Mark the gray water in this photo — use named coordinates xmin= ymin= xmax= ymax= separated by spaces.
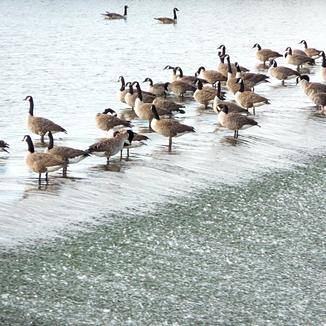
xmin=0 ymin=0 xmax=326 ymax=324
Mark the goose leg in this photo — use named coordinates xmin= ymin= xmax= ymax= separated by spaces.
xmin=38 ymin=173 xmax=41 ymax=185
xmin=168 ymin=137 xmax=172 ymax=152
xmin=45 ymin=172 xmax=49 ymax=184
xmin=282 ymin=80 xmax=285 ymax=86
xmin=120 ymin=150 xmax=123 ymax=161
xmin=253 ymin=107 xmax=256 ymax=115
xmin=233 ymin=130 xmax=237 ymax=139
xmin=40 ymin=134 xmax=45 ymax=144
xmin=106 ymin=157 xmax=110 ymax=165
xmin=126 ymin=148 xmax=130 ymax=161
xmin=63 ymin=158 xmax=68 ymax=177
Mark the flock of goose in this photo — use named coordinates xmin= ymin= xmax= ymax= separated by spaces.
xmin=1 ymin=6 xmax=326 ymax=186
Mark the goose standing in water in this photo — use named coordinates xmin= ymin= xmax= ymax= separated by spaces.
xmin=299 ymin=40 xmax=322 ymax=58
xmin=102 ymin=5 xmax=128 ymax=20
xmin=143 ymin=77 xmax=166 ymax=96
xmin=0 ymin=140 xmax=9 ymax=153
xmin=150 ymin=105 xmax=195 ymax=152
xmin=24 ymin=95 xmax=67 ymax=144
xmin=193 ymin=79 xmax=217 ymax=109
xmin=120 ymin=132 xmax=149 ymax=160
xmin=23 ymin=135 xmax=64 ymax=185
xmin=154 ymin=8 xmax=179 ymax=24
xmin=296 ymin=75 xmax=326 ymax=98
xmin=268 ymin=59 xmax=300 ymax=85
xmin=253 ymin=43 xmax=282 ymax=65
xmin=96 ymin=108 xmax=131 ymax=132
xmin=46 ymin=131 xmax=89 ymax=177
xmin=284 ymin=47 xmax=315 ymax=71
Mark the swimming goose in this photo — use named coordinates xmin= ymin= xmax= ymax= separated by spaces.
xmin=285 ymin=47 xmax=315 ymax=71
xmin=296 ymin=75 xmax=326 ymax=97
xmin=253 ymin=43 xmax=282 ymax=65
xmin=102 ymin=5 xmax=128 ymax=20
xmin=154 ymin=8 xmax=179 ymax=24
xmin=24 ymin=95 xmax=67 ymax=144
xmin=299 ymin=40 xmax=322 ymax=58
xmin=225 ymin=56 xmax=250 ymax=94
xmin=213 ymin=82 xmax=248 ymax=114
xmin=235 ymin=62 xmax=269 ymax=90
xmin=268 ymin=59 xmax=300 ymax=85
xmin=193 ymin=79 xmax=216 ymax=108
xmin=217 ymin=104 xmax=260 ymax=139
xmin=117 ymin=76 xmax=128 ymax=103
xmin=164 ymin=80 xmax=196 ymax=97
xmin=235 ymin=79 xmax=270 ymax=115
xmin=46 ymin=131 xmax=89 ymax=177
xmin=23 ymin=135 xmax=64 ymax=185
xmin=96 ymin=108 xmax=131 ymax=131
xmin=196 ymin=66 xmax=227 ymax=85
xmin=143 ymin=77 xmax=166 ymax=96
xmin=0 ymin=140 xmax=9 ymax=153
xmin=150 ymin=105 xmax=195 ymax=152
xmin=88 ymin=129 xmax=134 ymax=164
xmin=321 ymin=51 xmax=326 ymax=82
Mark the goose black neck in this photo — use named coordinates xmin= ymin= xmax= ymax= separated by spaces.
xmin=147 ymin=78 xmax=153 ymax=87
xmin=226 ymin=56 xmax=232 ymax=74
xmin=256 ymin=44 xmax=261 ymax=50
xmin=216 ymin=82 xmax=221 ymax=97
xmin=119 ymin=76 xmax=125 ymax=91
xmin=136 ymin=83 xmax=143 ymax=101
xmin=124 ymin=6 xmax=128 ymax=16
xmin=25 ymin=136 xmax=35 ymax=153
xmin=219 ymin=45 xmax=226 ymax=56
xmin=218 ymin=54 xmax=225 ymax=64
xmin=303 ymin=41 xmax=307 ymax=49
xmin=235 ymin=64 xmax=241 ymax=73
xmin=177 ymin=67 xmax=184 ymax=77
xmin=239 ymin=80 xmax=244 ymax=92
xmin=173 ymin=9 xmax=177 ymax=20
xmin=28 ymin=97 xmax=34 ymax=116
xmin=127 ymin=130 xmax=134 ymax=143
xmin=152 ymin=106 xmax=160 ymax=120
xmin=288 ymin=48 xmax=292 ymax=55
xmin=128 ymin=83 xmax=133 ymax=95
xmin=322 ymin=53 xmax=326 ymax=68
xmin=48 ymin=131 xmax=54 ymax=150
xmin=197 ymin=80 xmax=203 ymax=90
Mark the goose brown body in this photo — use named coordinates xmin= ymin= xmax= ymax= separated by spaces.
xmin=299 ymin=40 xmax=322 ymax=58
xmin=154 ymin=8 xmax=179 ymax=24
xmin=193 ymin=80 xmax=216 ymax=108
xmin=268 ymin=59 xmax=300 ymax=85
xmin=165 ymin=80 xmax=196 ymax=97
xmin=253 ymin=43 xmax=282 ymax=64
xmin=196 ymin=66 xmax=226 ymax=84
xmin=102 ymin=5 xmax=128 ymax=20
xmin=143 ymin=77 xmax=166 ymax=96
xmin=285 ymin=47 xmax=315 ymax=70
xmin=96 ymin=108 xmax=131 ymax=131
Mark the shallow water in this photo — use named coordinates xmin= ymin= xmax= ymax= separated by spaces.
xmin=0 ymin=0 xmax=326 ymax=324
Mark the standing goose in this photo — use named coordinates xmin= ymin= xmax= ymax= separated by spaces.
xmin=88 ymin=130 xmax=134 ymax=165
xmin=152 ymin=97 xmax=185 ymax=114
xmin=299 ymin=40 xmax=322 ymax=58
xmin=268 ymin=59 xmax=300 ymax=85
xmin=121 ymin=132 xmax=149 ymax=160
xmin=296 ymin=75 xmax=326 ymax=97
xmin=253 ymin=43 xmax=282 ymax=65
xmin=164 ymin=65 xmax=178 ymax=82
xmin=117 ymin=76 xmax=128 ymax=103
xmin=150 ymin=105 xmax=195 ymax=152
xmin=102 ymin=5 xmax=128 ymax=20
xmin=23 ymin=135 xmax=64 ymax=185
xmin=154 ymin=8 xmax=179 ymax=24
xmin=46 ymin=131 xmax=89 ymax=177
xmin=0 ymin=140 xmax=9 ymax=153
xmin=321 ymin=51 xmax=326 ymax=82
xmin=225 ymin=56 xmax=250 ymax=94
xmin=193 ymin=79 xmax=217 ymax=109
xmin=24 ymin=95 xmax=67 ymax=144
xmin=235 ymin=79 xmax=270 ymax=115
xmin=175 ymin=67 xmax=207 ymax=85
xmin=213 ymin=82 xmax=248 ymax=114
xmin=164 ymin=80 xmax=196 ymax=97
xmin=217 ymin=104 xmax=260 ymax=139
xmin=196 ymin=66 xmax=226 ymax=85
xmin=285 ymin=47 xmax=315 ymax=71
xmin=124 ymin=82 xmax=155 ymax=108
xmin=96 ymin=108 xmax=131 ymax=132
xmin=143 ymin=77 xmax=166 ymax=96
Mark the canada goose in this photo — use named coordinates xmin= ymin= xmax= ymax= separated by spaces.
xmin=296 ymin=75 xmax=326 ymax=97
xmin=299 ymin=40 xmax=322 ymax=58
xmin=193 ymin=79 xmax=216 ymax=108
xmin=285 ymin=47 xmax=315 ymax=71
xmin=117 ymin=76 xmax=128 ymax=103
xmin=234 ymin=62 xmax=269 ymax=90
xmin=88 ymin=129 xmax=134 ymax=164
xmin=253 ymin=43 xmax=282 ymax=65
xmin=321 ymin=51 xmax=326 ymax=82
xmin=102 ymin=5 xmax=128 ymax=20
xmin=217 ymin=45 xmax=249 ymax=75
xmin=235 ymin=79 xmax=270 ymax=115
xmin=150 ymin=105 xmax=195 ymax=152
xmin=46 ymin=131 xmax=89 ymax=177
xmin=124 ymin=82 xmax=155 ymax=108
xmin=152 ymin=97 xmax=185 ymax=114
xmin=24 ymin=95 xmax=67 ymax=144
xmin=96 ymin=108 xmax=131 ymax=131
xmin=154 ymin=8 xmax=179 ymax=24
xmin=164 ymin=65 xmax=178 ymax=82
xmin=164 ymin=80 xmax=196 ymax=97
xmin=213 ymin=82 xmax=248 ymax=114
xmin=217 ymin=104 xmax=260 ymax=139
xmin=310 ymin=92 xmax=326 ymax=114
xmin=143 ymin=77 xmax=166 ymax=96
xmin=196 ymin=66 xmax=226 ymax=85
xmin=225 ymin=56 xmax=250 ymax=94
xmin=0 ymin=140 xmax=9 ymax=153
xmin=121 ymin=132 xmax=149 ymax=160
xmin=23 ymin=135 xmax=64 ymax=185
xmin=175 ymin=67 xmax=207 ymax=85
xmin=268 ymin=59 xmax=300 ymax=85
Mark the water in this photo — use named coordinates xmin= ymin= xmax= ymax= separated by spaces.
xmin=0 ymin=0 xmax=325 ymax=324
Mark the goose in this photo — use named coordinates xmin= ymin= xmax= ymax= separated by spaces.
xmin=23 ymin=135 xmax=65 ymax=185
xmin=285 ymin=47 xmax=315 ymax=71
xmin=88 ymin=129 xmax=134 ymax=164
xmin=164 ymin=65 xmax=178 ymax=82
xmin=217 ymin=45 xmax=249 ymax=75
xmin=213 ymin=82 xmax=248 ymax=114
xmin=253 ymin=43 xmax=282 ymax=65
xmin=299 ymin=40 xmax=322 ymax=58
xmin=225 ymin=56 xmax=250 ymax=94
xmin=217 ymin=104 xmax=260 ymax=139
xmin=120 ymin=132 xmax=149 ymax=160
xmin=143 ymin=77 xmax=166 ymax=96
xmin=268 ymin=59 xmax=300 ymax=85
xmin=96 ymin=108 xmax=131 ymax=131
xmin=296 ymin=75 xmax=326 ymax=97
xmin=175 ymin=66 xmax=207 ymax=85
xmin=154 ymin=8 xmax=179 ymax=24
xmin=196 ymin=66 xmax=226 ymax=85
xmin=164 ymin=80 xmax=196 ymax=97
xmin=124 ymin=82 xmax=155 ymax=108
xmin=46 ymin=131 xmax=89 ymax=177
xmin=150 ymin=105 xmax=195 ymax=152
xmin=235 ymin=79 xmax=270 ymax=115
xmin=117 ymin=76 xmax=128 ymax=103
xmin=152 ymin=97 xmax=185 ymax=114
xmin=321 ymin=51 xmax=326 ymax=82
xmin=102 ymin=5 xmax=128 ymax=20
xmin=310 ymin=92 xmax=326 ymax=114
xmin=24 ymin=95 xmax=67 ymax=144
xmin=193 ymin=79 xmax=217 ymax=108
xmin=0 ymin=140 xmax=9 ymax=153
xmin=234 ymin=62 xmax=269 ymax=90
